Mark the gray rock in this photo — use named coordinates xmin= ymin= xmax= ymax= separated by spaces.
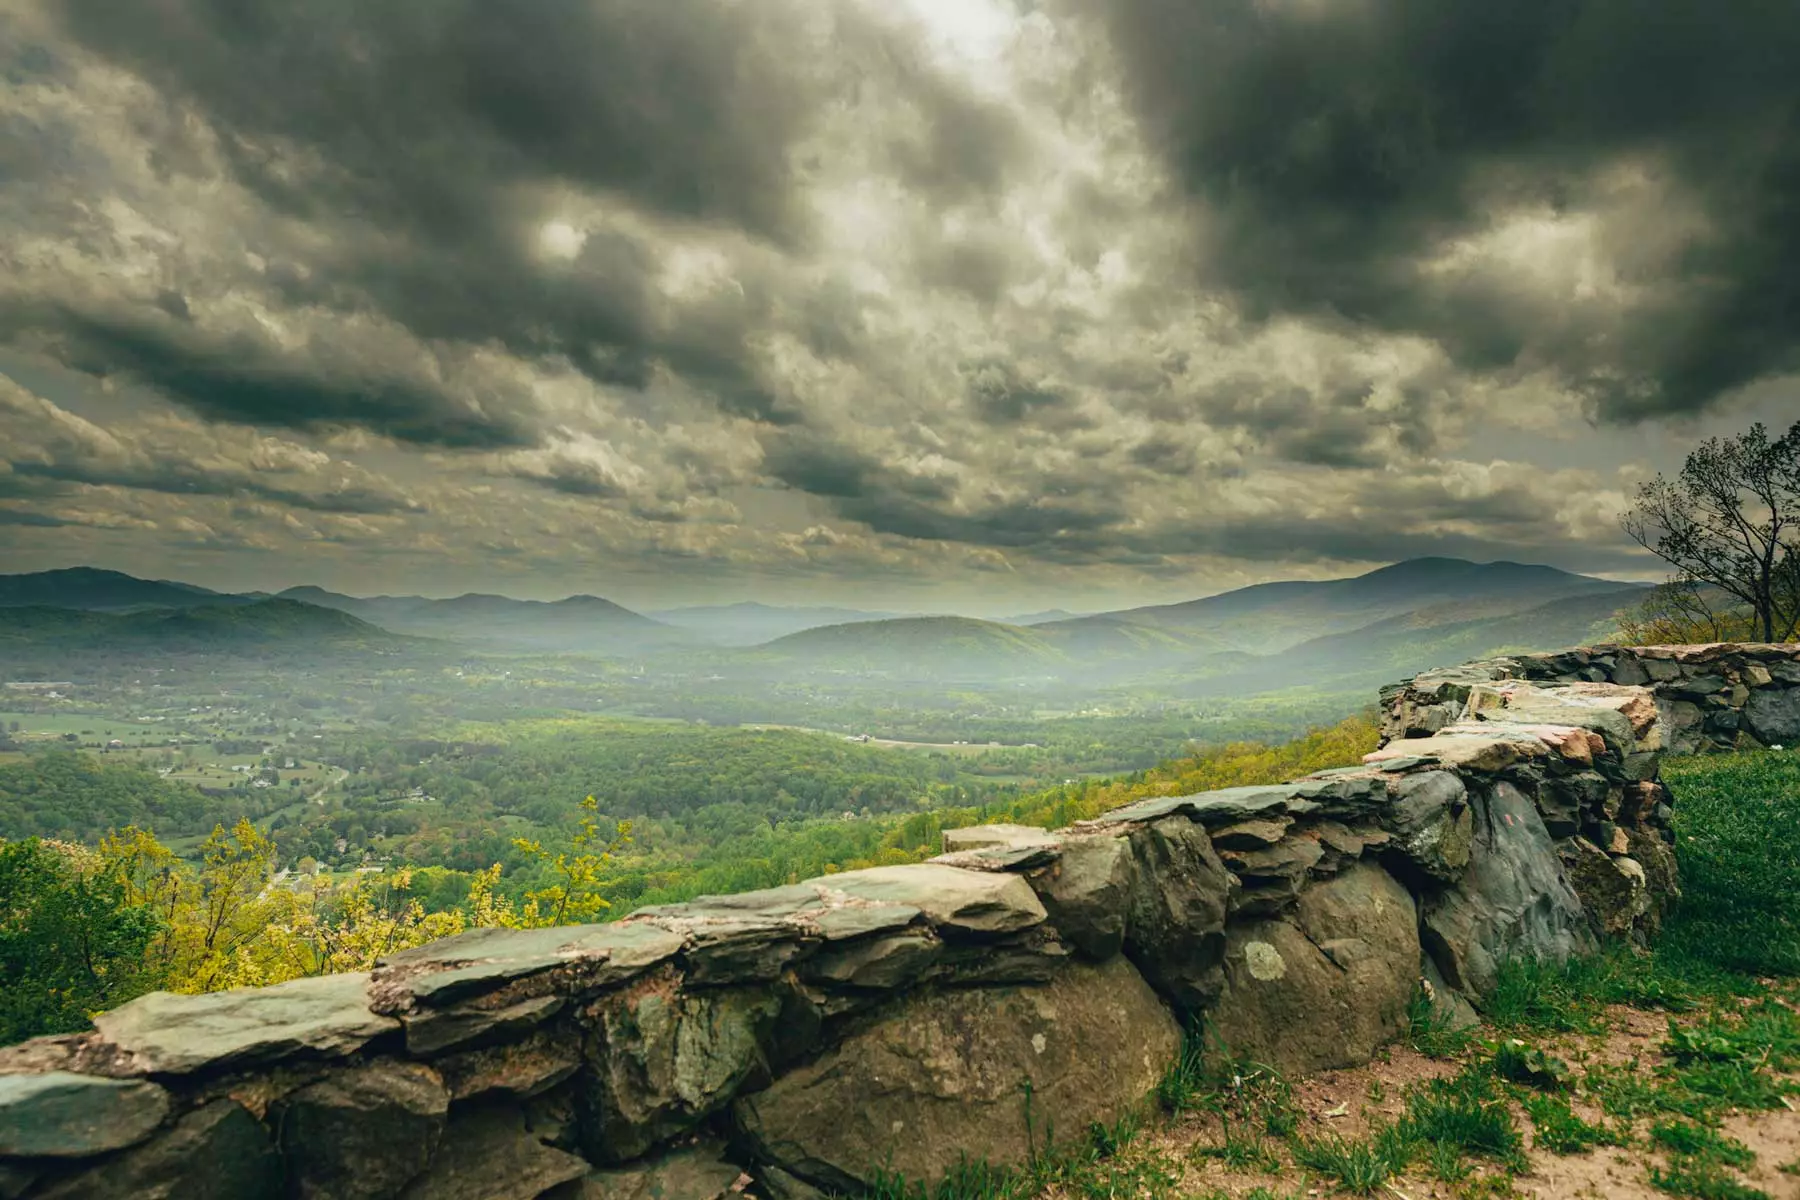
xmin=435 ymin=1030 xmax=582 ymax=1101
xmin=804 ymin=864 xmax=1045 ymax=937
xmin=93 ymin=972 xmax=396 ymax=1075
xmin=383 ymin=922 xmax=689 ymax=1007
xmin=1207 ymin=864 xmax=1419 ymax=1077
xmin=1465 ymin=684 xmax=1637 ymax=750
xmin=275 ymin=1062 xmax=448 ymax=1199
xmin=577 ymin=1141 xmax=744 ymax=1200
xmin=1100 ymin=785 xmax=1306 ymax=828
xmin=399 ymin=1106 xmax=590 ymax=1200
xmin=1658 ymin=698 xmax=1705 ymax=754
xmin=1382 ymin=771 xmax=1473 ymax=883
xmin=1209 ymin=817 xmax=1295 ymax=849
xmin=578 ymin=981 xmax=782 ymax=1164
xmin=404 ymin=993 xmax=564 ymax=1056
xmin=32 ymin=1100 xmax=278 ymax=1200
xmin=935 ymin=926 xmax=1071 ymax=986
xmin=1028 ymin=833 xmax=1132 ymax=959
xmin=1419 ymin=954 xmax=1481 ymax=1033
xmin=754 ymin=1163 xmax=831 ymax=1200
xmin=0 ymin=1072 xmax=168 ymax=1158
xmin=1560 ymin=837 xmax=1651 ymax=940
xmin=1220 ymin=836 xmax=1324 ymax=917
xmin=1744 ymin=686 xmax=1800 ymax=745
xmin=734 ymin=956 xmax=1178 ymax=1192
xmin=802 ymin=930 xmax=941 ymax=990
xmin=1421 ymin=781 xmax=1596 ymax=1001
xmin=1122 ymin=816 xmax=1233 ymax=1013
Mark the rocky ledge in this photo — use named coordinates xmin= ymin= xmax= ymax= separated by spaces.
xmin=4 ymin=643 xmax=1785 ymax=1199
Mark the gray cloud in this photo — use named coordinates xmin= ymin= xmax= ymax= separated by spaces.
xmin=1078 ymin=0 xmax=1800 ymax=421
xmin=1 ymin=0 xmax=1783 ymax=606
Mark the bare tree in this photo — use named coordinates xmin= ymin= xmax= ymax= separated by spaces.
xmin=1622 ymin=421 xmax=1800 ymax=643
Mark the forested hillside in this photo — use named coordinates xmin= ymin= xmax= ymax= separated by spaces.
xmin=0 ymin=751 xmax=267 ymax=842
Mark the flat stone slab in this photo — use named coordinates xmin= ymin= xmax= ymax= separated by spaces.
xmin=1098 ymin=785 xmax=1311 ymax=828
xmin=626 ymin=883 xmax=920 ymax=943
xmin=92 ymin=972 xmax=396 ymax=1075
xmin=378 ymin=923 xmax=687 ymax=1007
xmin=0 ymin=1072 xmax=169 ymax=1158
xmin=804 ymin=865 xmax=1046 ymax=936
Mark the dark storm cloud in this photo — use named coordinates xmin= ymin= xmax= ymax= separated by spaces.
xmin=1082 ymin=0 xmax=1800 ymax=419
xmin=17 ymin=0 xmax=1024 ymax=444
xmin=2 ymin=302 xmax=531 ymax=449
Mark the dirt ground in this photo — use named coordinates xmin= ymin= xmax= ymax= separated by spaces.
xmin=1096 ymin=1000 xmax=1800 ymax=1200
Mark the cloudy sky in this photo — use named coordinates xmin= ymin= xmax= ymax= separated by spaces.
xmin=1 ymin=0 xmax=1797 ymax=613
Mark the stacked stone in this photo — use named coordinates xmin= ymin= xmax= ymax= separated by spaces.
xmin=0 ymin=670 xmax=1701 ymax=1200
xmin=1383 ymin=642 xmax=1800 ymax=754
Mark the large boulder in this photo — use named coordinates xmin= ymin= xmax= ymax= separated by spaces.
xmin=1121 ymin=817 xmax=1233 ymax=1012
xmin=398 ymin=1106 xmax=588 ymax=1200
xmin=1743 ymin=686 xmax=1800 ymax=746
xmin=1027 ymin=833 xmax=1132 ymax=959
xmin=577 ymin=977 xmax=783 ymax=1163
xmin=1560 ymin=839 xmax=1651 ymax=940
xmin=32 ymin=1100 xmax=279 ymax=1200
xmin=274 ymin=1062 xmax=449 ymax=1199
xmin=0 ymin=1073 xmax=168 ymax=1159
xmin=733 ymin=956 xmax=1178 ymax=1193
xmin=1421 ymin=781 xmax=1596 ymax=1000
xmin=1206 ymin=864 xmax=1419 ymax=1077
xmin=1381 ymin=771 xmax=1473 ymax=883
xmin=577 ymin=1141 xmax=744 ymax=1200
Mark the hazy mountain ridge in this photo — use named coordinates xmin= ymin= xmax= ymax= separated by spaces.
xmin=0 ymin=597 xmax=396 ymax=650
xmin=649 ymin=601 xmax=899 ymax=646
xmin=758 ymin=615 xmax=1066 ymax=676
xmin=0 ymin=559 xmax=1646 ymax=686
xmin=275 ymin=586 xmax=679 ymax=654
xmin=0 ymin=567 xmax=254 ymax=612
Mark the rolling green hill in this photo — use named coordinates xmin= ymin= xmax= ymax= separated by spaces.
xmin=278 ymin=587 xmax=682 ymax=654
xmin=0 ymin=598 xmax=402 ymax=653
xmin=760 ymin=616 xmax=1066 ymax=677
xmin=1064 ymin=558 xmax=1641 ymax=656
xmin=0 ymin=567 xmax=252 ymax=612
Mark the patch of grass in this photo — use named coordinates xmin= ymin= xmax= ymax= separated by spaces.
xmin=1399 ymin=1068 xmax=1526 ymax=1169
xmin=1485 ymin=955 xmax=1610 ymax=1034
xmin=1650 ymin=1121 xmax=1755 ymax=1171
xmin=1487 ymin=1038 xmax=1572 ymax=1091
xmin=1290 ymin=1130 xmax=1395 ymax=1194
xmin=1522 ymin=1093 xmax=1622 ymax=1154
xmin=1406 ymin=982 xmax=1476 ymax=1058
xmin=865 ymin=1155 xmax=1020 ymax=1200
xmin=1647 ymin=1158 xmax=1771 ymax=1200
xmin=1156 ymin=1020 xmax=1215 ymax=1115
xmin=1661 ymin=749 xmax=1800 ymax=977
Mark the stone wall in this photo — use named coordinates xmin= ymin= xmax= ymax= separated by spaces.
xmin=8 ymin=644 xmax=1791 ymax=1199
xmin=1382 ymin=642 xmax=1800 ymax=754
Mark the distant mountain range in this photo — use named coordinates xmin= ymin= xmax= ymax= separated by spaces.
xmin=275 ymin=586 xmax=678 ymax=655
xmin=0 ymin=567 xmax=256 ymax=613
xmin=0 ymin=558 xmax=1648 ymax=688
xmin=649 ymin=601 xmax=899 ymax=646
xmin=0 ymin=597 xmax=395 ymax=653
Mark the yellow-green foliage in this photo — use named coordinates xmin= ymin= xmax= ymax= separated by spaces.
xmin=992 ymin=712 xmax=1382 ymax=831
xmin=817 ymin=712 xmax=1382 ymax=876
